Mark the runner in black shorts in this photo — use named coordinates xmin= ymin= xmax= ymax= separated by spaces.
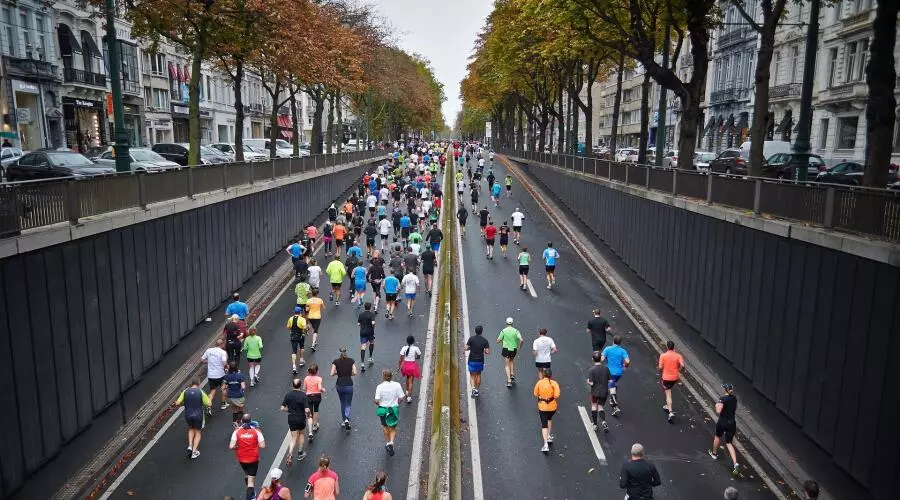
xmin=281 ymin=379 xmax=310 ymax=465
xmin=478 ymin=207 xmax=490 ymax=237
xmin=499 ymin=221 xmax=510 ymax=258
xmin=709 ymin=383 xmax=740 ymax=476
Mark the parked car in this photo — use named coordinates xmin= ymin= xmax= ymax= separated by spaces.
xmin=243 ymin=138 xmax=296 ymax=158
xmin=815 ymin=161 xmax=865 ymax=185
xmin=82 ymin=145 xmax=110 ymax=161
xmin=4 ymin=150 xmax=114 ymax=181
xmin=95 ymin=148 xmax=180 ymax=172
xmin=694 ymin=151 xmax=716 ymax=172
xmin=739 ymin=140 xmax=792 ymax=162
xmin=762 ymin=153 xmax=826 ymax=179
xmin=661 ymin=150 xmax=679 ymax=169
xmin=209 ymin=143 xmax=268 ymax=162
xmin=150 ymin=143 xmax=228 ymax=165
xmin=615 ymin=148 xmax=639 ymax=163
xmin=708 ymin=148 xmax=747 ymax=175
xmin=1 ymin=147 xmax=23 ymax=179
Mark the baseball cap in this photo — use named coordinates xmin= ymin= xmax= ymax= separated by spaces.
xmin=505 ymin=317 xmax=514 ymax=325
xmin=294 ymin=306 xmax=302 ymax=314
xmin=270 ymin=468 xmax=283 ymax=480
xmin=722 ymin=383 xmax=734 ymax=391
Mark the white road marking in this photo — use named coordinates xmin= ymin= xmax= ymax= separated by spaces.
xmin=577 ymin=405 xmax=608 ymax=466
xmin=457 ymin=192 xmax=485 ymax=500
xmin=261 ymin=430 xmax=293 ymax=488
xmin=526 ymin=279 xmax=537 ymax=298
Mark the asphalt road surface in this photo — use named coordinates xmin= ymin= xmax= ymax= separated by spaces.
xmin=456 ymin=157 xmax=778 ymax=500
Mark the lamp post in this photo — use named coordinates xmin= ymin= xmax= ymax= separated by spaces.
xmin=790 ymin=0 xmax=820 ymax=182
xmin=105 ymin=0 xmax=130 ymax=173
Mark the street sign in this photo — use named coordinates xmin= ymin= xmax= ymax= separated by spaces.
xmin=485 ymin=121 xmax=492 ymax=139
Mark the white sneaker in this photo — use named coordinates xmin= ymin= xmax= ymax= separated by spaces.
xmin=541 ymin=443 xmax=549 ymax=453
xmin=190 ymin=450 xmax=200 ymax=459
xmin=547 ymin=434 xmax=554 ymax=443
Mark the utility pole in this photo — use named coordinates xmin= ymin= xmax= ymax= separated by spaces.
xmin=790 ymin=0 xmax=820 ymax=182
xmin=654 ymin=0 xmax=671 ymax=167
xmin=104 ymin=0 xmax=130 ymax=172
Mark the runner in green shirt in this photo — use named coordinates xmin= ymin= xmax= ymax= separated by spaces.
xmin=517 ymin=247 xmax=531 ymax=290
xmin=408 ymin=231 xmax=424 ymax=245
xmin=505 ymin=175 xmax=513 ymax=197
xmin=325 ymin=255 xmax=347 ymax=306
xmin=497 ymin=318 xmax=524 ymax=387
xmin=295 ymin=281 xmax=311 ymax=309
xmin=242 ymin=327 xmax=264 ymax=386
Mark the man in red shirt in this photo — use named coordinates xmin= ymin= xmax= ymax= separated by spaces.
xmin=230 ymin=413 xmax=267 ymax=500
xmin=484 ymin=220 xmax=497 ymax=260
xmin=658 ymin=341 xmax=685 ymax=423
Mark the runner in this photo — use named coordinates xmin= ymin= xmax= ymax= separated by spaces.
xmin=306 ymin=223 xmax=318 ymax=250
xmin=367 ymin=256 xmax=386 ymax=312
xmin=325 ymin=255 xmax=347 ymax=306
xmin=224 ymin=361 xmax=247 ymax=425
xmin=456 ymin=204 xmax=468 ymax=238
xmin=358 ymin=302 xmax=377 ymax=369
xmin=327 ymin=203 xmax=337 ymax=222
xmin=306 ymin=289 xmax=325 ymax=351
xmin=383 ymin=269 xmax=401 ymax=320
xmin=362 ymin=471 xmax=392 ymax=500
xmin=587 ymin=351 xmax=611 ymax=433
xmin=364 ymin=220 xmax=378 ymax=257
xmin=470 ymin=185 xmax=479 ymax=211
xmin=225 ymin=293 xmax=249 ymax=321
xmin=484 ymin=219 xmax=497 ymax=259
xmin=331 ymin=348 xmax=357 ymax=430
xmin=601 ymin=335 xmax=630 ymax=416
xmin=230 ymin=413 xmax=266 ymax=500
xmin=322 ymin=221 xmax=334 ymax=256
xmin=280 ymin=378 xmax=310 ymax=466
xmin=533 ymin=368 xmax=561 ymax=453
xmin=619 ymin=444 xmax=662 ymax=499
xmin=498 ymin=221 xmax=510 ymax=258
xmin=201 ymin=339 xmax=228 ymax=413
xmin=532 ymin=328 xmax=558 ymax=379
xmin=517 ymin=246 xmax=531 ymax=290
xmin=399 ymin=212 xmax=411 ymax=245
xmin=243 ymin=327 xmax=264 ymax=387
xmin=542 ymin=242 xmax=560 ymax=289
xmin=398 ymin=335 xmax=422 ymax=404
xmin=401 ymin=269 xmax=420 ymax=317
xmin=486 ymin=170 xmax=495 ymax=190
xmin=286 ymin=239 xmax=305 ymax=267
xmin=505 ymin=174 xmax=513 ymax=197
xmin=658 ymin=340 xmax=685 ymax=423
xmin=419 ymin=245 xmax=436 ymax=295
xmin=426 ymin=222 xmax=443 ymax=252
xmin=478 ymin=206 xmax=490 ymax=239
xmin=377 ymin=217 xmax=392 ymax=251
xmin=351 ymin=261 xmax=368 ymax=307
xmin=258 ymin=468 xmax=291 ymax=500
xmin=708 ymin=383 xmax=740 ymax=476
xmin=465 ymin=325 xmax=490 ymax=398
xmin=497 ymin=317 xmax=523 ymax=388
xmin=490 ymin=181 xmax=502 ymax=207
xmin=287 ymin=307 xmax=308 ymax=374
xmin=304 ymin=365 xmax=324 ymax=441
xmin=295 ymin=278 xmax=311 ymax=311
xmin=374 ymin=369 xmax=405 ymax=456
xmin=511 ymin=208 xmax=525 ymax=245
xmin=306 ymin=456 xmax=340 ymax=499
xmin=587 ymin=309 xmax=612 ymax=353
xmin=175 ymin=380 xmax=210 ymax=459
xmin=332 ymin=222 xmax=348 ymax=258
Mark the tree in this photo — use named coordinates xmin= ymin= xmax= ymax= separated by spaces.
xmin=863 ymin=0 xmax=898 ymax=187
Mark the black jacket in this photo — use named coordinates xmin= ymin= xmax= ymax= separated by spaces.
xmin=619 ymin=459 xmax=661 ymax=499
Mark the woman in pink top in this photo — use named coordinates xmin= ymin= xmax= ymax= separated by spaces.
xmin=362 ymin=471 xmax=392 ymax=499
xmin=306 ymin=224 xmax=318 ymax=245
xmin=305 ymin=456 xmax=339 ymax=500
xmin=304 ymin=365 xmax=324 ymax=440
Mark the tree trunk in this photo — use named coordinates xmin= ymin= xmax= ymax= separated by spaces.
xmin=290 ymin=85 xmax=299 ymax=156
xmin=566 ymin=93 xmax=573 ymax=153
xmin=674 ymin=13 xmax=712 ymax=170
xmin=585 ymin=82 xmax=593 ymax=154
xmin=538 ymin=107 xmax=549 ymax=152
xmin=610 ymin=53 xmax=625 ymax=156
xmin=516 ymin=104 xmax=524 ymax=149
xmin=326 ymin=93 xmax=335 ymax=154
xmin=638 ymin=74 xmax=651 ymax=164
xmin=335 ymin=89 xmax=343 ymax=152
xmin=187 ymin=38 xmax=206 ymax=166
xmin=863 ymin=0 xmax=898 ymax=187
xmin=267 ymin=77 xmax=281 ymax=159
xmin=311 ymin=92 xmax=324 ymax=154
xmin=233 ymin=59 xmax=245 ymax=162
xmin=748 ymin=17 xmax=781 ymax=176
xmin=557 ymin=87 xmax=565 ymax=153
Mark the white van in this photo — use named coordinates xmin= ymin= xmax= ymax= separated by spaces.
xmin=243 ymin=138 xmax=297 ymax=158
xmin=739 ymin=140 xmax=792 ymax=161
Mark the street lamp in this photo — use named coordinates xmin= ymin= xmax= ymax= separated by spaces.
xmin=104 ymin=0 xmax=130 ymax=173
xmin=789 ymin=0 xmax=820 ymax=182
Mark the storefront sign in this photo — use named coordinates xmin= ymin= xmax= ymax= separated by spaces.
xmin=200 ymin=109 xmax=211 ymax=118
xmin=172 ymin=105 xmax=189 ymax=115
xmin=152 ymin=119 xmax=172 ymax=130
xmin=63 ymin=97 xmax=100 ymax=109
xmin=12 ymin=80 xmax=39 ymax=94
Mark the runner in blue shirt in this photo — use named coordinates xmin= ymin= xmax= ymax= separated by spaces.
xmin=225 ymin=293 xmax=249 ymax=320
xmin=347 ymin=245 xmax=363 ymax=260
xmin=600 ymin=335 xmax=630 ymax=417
xmin=399 ymin=215 xmax=411 ymax=244
xmin=383 ymin=270 xmax=401 ymax=320
xmin=541 ymin=242 xmax=560 ymax=289
xmin=286 ymin=240 xmax=305 ymax=264
xmin=490 ymin=182 xmax=502 ymax=207
xmin=352 ymin=264 xmax=367 ymax=307
xmin=377 ymin=204 xmax=387 ymax=220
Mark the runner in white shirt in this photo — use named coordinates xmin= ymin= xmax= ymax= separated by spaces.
xmin=377 ymin=218 xmax=393 ymax=250
xmin=531 ymin=328 xmax=558 ymax=379
xmin=366 ymin=194 xmax=378 ymax=216
xmin=398 ymin=335 xmax=422 ymax=403
xmin=511 ymin=208 xmax=525 ymax=245
xmin=379 ymin=186 xmax=390 ymax=203
xmin=374 ymin=370 xmax=405 ymax=456
xmin=307 ymin=259 xmax=322 ymax=290
xmin=457 ymin=180 xmax=466 ymax=196
xmin=202 ymin=339 xmax=229 ymax=412
xmin=478 ymin=158 xmax=485 ymax=168
xmin=401 ymin=271 xmax=419 ymax=316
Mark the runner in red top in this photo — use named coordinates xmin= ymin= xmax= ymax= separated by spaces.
xmin=230 ymin=414 xmax=267 ymax=500
xmin=658 ymin=340 xmax=685 ymax=423
xmin=484 ymin=220 xmax=497 ymax=260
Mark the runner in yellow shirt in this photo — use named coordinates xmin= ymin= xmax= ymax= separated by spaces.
xmin=306 ymin=289 xmax=325 ymax=351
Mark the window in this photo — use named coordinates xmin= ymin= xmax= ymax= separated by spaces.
xmin=856 ymin=39 xmax=869 ymax=81
xmin=119 ymin=42 xmax=139 ymax=82
xmin=34 ymin=13 xmax=45 ymax=60
xmin=819 ymin=118 xmax=829 ymax=149
xmin=837 ymin=117 xmax=858 ymax=149
xmin=827 ymin=48 xmax=838 ymax=87
xmin=150 ymin=53 xmax=165 ymax=75
xmin=144 ymin=86 xmax=152 ymax=105
xmin=747 ymin=52 xmax=755 ymax=87
xmin=21 ymin=12 xmax=31 ymax=59
xmin=773 ymin=51 xmax=781 ymax=85
xmin=154 ymin=88 xmax=169 ymax=108
xmin=790 ymin=45 xmax=800 ymax=83
xmin=206 ymin=75 xmax=211 ymax=100
xmin=845 ymin=42 xmax=857 ymax=82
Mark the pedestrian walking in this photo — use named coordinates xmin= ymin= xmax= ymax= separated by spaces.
xmin=531 ymin=328 xmax=558 ymax=379
xmin=374 ymin=370 xmax=405 ymax=456
xmin=398 ymin=335 xmax=422 ymax=404
xmin=358 ymin=302 xmax=377 ymax=369
xmin=362 ymin=471 xmax=392 ymax=500
xmin=175 ymin=380 xmax=210 ymax=459
xmin=243 ymin=327 xmax=264 ymax=387
xmin=201 ymin=339 xmax=229 ymax=413
xmin=331 ymin=348 xmax=357 ymax=430
xmin=708 ymin=383 xmax=740 ymax=476
xmin=465 ymin=325 xmax=490 ymax=398
xmin=587 ymin=309 xmax=612 ymax=353
xmin=601 ymin=335 xmax=630 ymax=416
xmin=287 ymin=307 xmax=308 ymax=375
xmin=533 ymin=368 xmax=560 ymax=453
xmin=281 ymin=379 xmax=310 ymax=467
xmin=306 ymin=456 xmax=340 ymax=499
xmin=230 ymin=414 xmax=266 ymax=500
xmin=497 ymin=317 xmax=523 ymax=388
xmin=257 ymin=468 xmax=291 ymax=500
xmin=658 ymin=340 xmax=685 ymax=423
xmin=304 ymin=365 xmax=324 ymax=441
xmin=224 ymin=361 xmax=247 ymax=426
xmin=587 ymin=352 xmax=611 ymax=433
xmin=618 ymin=443 xmax=661 ymax=500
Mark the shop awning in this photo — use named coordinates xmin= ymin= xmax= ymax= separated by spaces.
xmin=736 ymin=112 xmax=749 ymax=131
xmin=724 ymin=114 xmax=735 ymax=133
xmin=702 ymin=116 xmax=716 ymax=136
xmin=80 ymin=30 xmax=102 ymax=58
xmin=45 ymin=107 xmax=63 ymax=118
xmin=57 ymin=24 xmax=82 ymax=56
xmin=774 ymin=109 xmax=792 ymax=133
xmin=277 ymin=115 xmax=292 ymax=128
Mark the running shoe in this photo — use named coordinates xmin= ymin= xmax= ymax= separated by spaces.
xmin=191 ymin=450 xmax=200 ymax=459
xmin=732 ymin=463 xmax=739 ymax=476
xmin=313 ymin=423 xmax=319 ymax=431
xmin=361 ymin=365 xmax=366 ymax=372
xmin=511 ymin=375 xmax=516 ymax=383
xmin=506 ymin=381 xmax=512 ymax=388
xmin=406 ymin=396 xmax=413 ymax=404
xmin=343 ymin=419 xmax=351 ymax=430
xmin=592 ymin=423 xmax=598 ymax=431
xmin=311 ymin=343 xmax=317 ymax=352
xmin=298 ymin=360 xmax=306 ymax=367
xmin=547 ymin=434 xmax=554 ymax=443
xmin=297 ymin=451 xmax=307 ymax=461
xmin=368 ymin=358 xmax=375 ymax=366
xmin=612 ymin=407 xmax=621 ymax=417
xmin=206 ymin=407 xmax=212 ymax=417
xmin=471 ymin=389 xmax=477 ymax=399
xmin=708 ymin=449 xmax=718 ymax=460
xmin=386 ymin=443 xmax=395 ymax=456
xmin=187 ymin=446 xmax=193 ymax=458
xmin=667 ymin=412 xmax=675 ymax=423
xmin=221 ymin=401 xmax=228 ymax=410
xmin=541 ymin=443 xmax=549 ymax=453
xmin=602 ymin=421 xmax=609 ymax=433
xmin=292 ymin=367 xmax=298 ymax=375
xmin=335 ymin=301 xmax=340 ymax=306
xmin=308 ymin=432 xmax=314 ymax=440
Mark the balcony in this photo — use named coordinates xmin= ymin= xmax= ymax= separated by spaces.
xmin=769 ymin=83 xmax=801 ymax=101
xmin=63 ymin=67 xmax=107 ymax=87
xmin=709 ymin=87 xmax=748 ymax=105
xmin=820 ymin=81 xmax=868 ymax=110
xmin=121 ymin=79 xmax=142 ymax=96
xmin=4 ymin=57 xmax=59 ymax=80
xmin=717 ymin=28 xmax=749 ymax=48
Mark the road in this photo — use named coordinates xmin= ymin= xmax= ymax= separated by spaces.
xmin=456 ymin=156 xmax=779 ymax=499
xmin=104 ymin=237 xmax=431 ymax=498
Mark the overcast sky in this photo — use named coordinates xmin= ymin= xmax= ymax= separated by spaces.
xmin=374 ymin=0 xmax=494 ymax=129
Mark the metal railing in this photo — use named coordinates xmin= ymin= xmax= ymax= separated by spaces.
xmin=62 ymin=67 xmax=107 ymax=87
xmin=0 ymin=150 xmax=383 ymax=238
xmin=499 ymin=148 xmax=900 ymax=243
xmin=769 ymin=83 xmax=802 ymax=99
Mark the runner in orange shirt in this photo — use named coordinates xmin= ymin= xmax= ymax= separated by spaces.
xmin=332 ymin=223 xmax=348 ymax=258
xmin=533 ymin=368 xmax=561 ymax=453
xmin=658 ymin=340 xmax=684 ymax=423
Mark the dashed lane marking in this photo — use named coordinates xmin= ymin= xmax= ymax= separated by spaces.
xmin=577 ymin=405 xmax=608 ymax=466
